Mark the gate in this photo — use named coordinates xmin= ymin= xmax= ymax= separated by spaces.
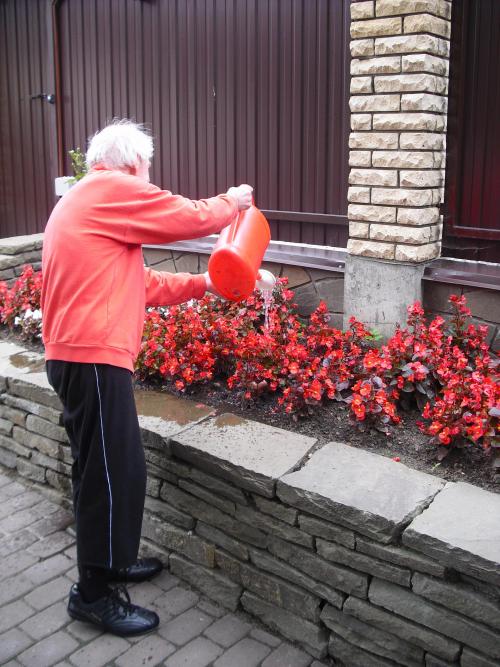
xmin=0 ymin=0 xmax=58 ymax=237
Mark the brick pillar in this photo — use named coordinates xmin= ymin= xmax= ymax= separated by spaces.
xmin=343 ymin=0 xmax=452 ymax=337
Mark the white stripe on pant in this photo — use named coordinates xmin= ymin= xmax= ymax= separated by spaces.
xmin=94 ymin=364 xmax=113 ymax=569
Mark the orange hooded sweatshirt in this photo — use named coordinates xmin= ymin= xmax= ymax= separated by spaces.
xmin=42 ymin=167 xmax=238 ymax=372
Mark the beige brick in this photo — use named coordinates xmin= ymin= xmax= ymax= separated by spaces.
xmin=351 ymin=114 xmax=373 ymax=130
xmin=348 ymin=239 xmax=395 ymax=260
xmin=395 ymin=242 xmax=440 ymax=262
xmin=371 ymin=187 xmax=434 ymax=206
xmin=372 ymin=150 xmax=434 ymax=169
xmin=349 ymin=132 xmax=399 ymax=149
xmin=432 ymin=151 xmax=445 ymax=167
xmin=370 ymin=224 xmax=435 ymax=244
xmin=397 ymin=207 xmax=440 ymax=226
xmin=374 ymin=73 xmax=447 ymax=94
xmin=404 ymin=14 xmax=451 ymax=39
xmin=400 ymin=170 xmax=443 ymax=187
xmin=351 ymin=17 xmax=402 ymax=39
xmin=348 ymin=203 xmax=396 ymax=223
xmin=402 ymin=53 xmax=448 ymax=75
xmin=351 ymin=38 xmax=375 ymax=57
xmin=348 ymin=186 xmax=371 ymax=204
xmin=350 ymin=94 xmax=400 ymax=112
xmin=349 ymin=151 xmax=372 ymax=167
xmin=375 ymin=34 xmax=448 ymax=57
xmin=401 ymin=93 xmax=446 ymax=112
xmin=350 ymin=76 xmax=373 ymax=94
xmin=351 ymin=1 xmax=375 ymax=20
xmin=349 ymin=221 xmax=370 ymax=239
xmin=399 ymin=133 xmax=445 ymax=150
xmin=376 ymin=0 xmax=451 ymax=20
xmin=352 ymin=56 xmax=401 ymax=75
xmin=349 ymin=168 xmax=398 ymax=187
xmin=373 ymin=112 xmax=445 ymax=131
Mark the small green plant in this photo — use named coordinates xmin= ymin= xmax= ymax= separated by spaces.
xmin=68 ymin=147 xmax=88 ymax=182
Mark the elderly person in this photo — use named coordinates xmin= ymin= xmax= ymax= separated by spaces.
xmin=42 ymin=120 xmax=252 ymax=635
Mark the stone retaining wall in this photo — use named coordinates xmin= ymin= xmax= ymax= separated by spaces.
xmin=0 ymin=234 xmax=43 ymax=285
xmin=143 ymin=246 xmax=346 ymax=326
xmin=1 ymin=341 xmax=499 ymax=667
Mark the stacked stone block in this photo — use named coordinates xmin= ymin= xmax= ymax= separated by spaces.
xmin=348 ymin=0 xmax=452 ymax=263
xmin=0 ymin=234 xmax=43 ymax=284
xmin=0 ymin=373 xmax=72 ymax=495
xmin=1 ymin=341 xmax=500 ymax=667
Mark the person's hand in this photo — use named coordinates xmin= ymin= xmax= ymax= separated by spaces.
xmin=203 ymin=271 xmax=221 ymax=296
xmin=226 ymin=184 xmax=253 ymax=211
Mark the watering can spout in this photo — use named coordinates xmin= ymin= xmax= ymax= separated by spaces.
xmin=256 ymin=269 xmax=276 ymax=292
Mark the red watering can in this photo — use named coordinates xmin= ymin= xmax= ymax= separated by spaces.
xmin=208 ymin=201 xmax=271 ymax=301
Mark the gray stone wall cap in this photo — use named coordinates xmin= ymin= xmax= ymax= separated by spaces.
xmin=135 ymin=389 xmax=214 ymax=440
xmin=277 ymin=442 xmax=445 ymax=543
xmin=0 ymin=342 xmax=46 ymax=379
xmin=0 ymin=344 xmax=56 ymax=407
xmin=171 ymin=413 xmax=316 ymax=498
xmin=403 ymin=482 xmax=500 ymax=587
xmin=0 ymin=233 xmax=44 ymax=255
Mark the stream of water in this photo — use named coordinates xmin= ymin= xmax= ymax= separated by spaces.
xmin=256 ymin=270 xmax=276 ymax=331
xmin=262 ymin=289 xmax=273 ymax=330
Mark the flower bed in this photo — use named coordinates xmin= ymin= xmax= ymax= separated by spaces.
xmin=1 ymin=266 xmax=499 ymax=471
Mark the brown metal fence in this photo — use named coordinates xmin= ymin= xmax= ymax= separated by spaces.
xmin=1 ymin=0 xmax=351 ymax=246
xmin=443 ymin=0 xmax=500 ymax=262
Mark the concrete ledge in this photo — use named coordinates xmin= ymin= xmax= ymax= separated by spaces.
xmin=1 ymin=340 xmax=500 ymax=666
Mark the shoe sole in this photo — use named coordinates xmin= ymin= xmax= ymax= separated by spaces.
xmin=67 ymin=606 xmax=159 ymax=637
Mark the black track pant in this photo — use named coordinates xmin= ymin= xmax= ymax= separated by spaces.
xmin=46 ymin=361 xmax=146 ymax=570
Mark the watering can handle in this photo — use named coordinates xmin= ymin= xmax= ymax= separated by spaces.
xmin=227 ymin=195 xmax=256 ymax=244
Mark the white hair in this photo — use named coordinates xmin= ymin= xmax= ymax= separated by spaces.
xmin=86 ymin=119 xmax=154 ymax=170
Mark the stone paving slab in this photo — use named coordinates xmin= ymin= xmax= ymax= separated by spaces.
xmin=171 ymin=413 xmax=317 ymax=497
xmin=403 ymin=482 xmax=500 ymax=587
xmin=277 ymin=441 xmax=445 ymax=543
xmin=135 ymin=389 xmax=215 ymax=452
xmin=0 ymin=342 xmax=62 ymax=412
xmin=0 ymin=466 xmax=326 ymax=667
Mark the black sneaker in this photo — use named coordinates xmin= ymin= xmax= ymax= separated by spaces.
xmin=109 ymin=557 xmax=163 ymax=583
xmin=67 ymin=584 xmax=159 ymax=636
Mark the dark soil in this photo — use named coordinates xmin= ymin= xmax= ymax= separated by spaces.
xmin=3 ymin=329 xmax=498 ymax=493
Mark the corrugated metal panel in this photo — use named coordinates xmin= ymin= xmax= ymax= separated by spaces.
xmin=0 ymin=0 xmax=57 ymax=237
xmin=58 ymin=0 xmax=350 ymax=247
xmin=444 ymin=0 xmax=500 ymax=259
